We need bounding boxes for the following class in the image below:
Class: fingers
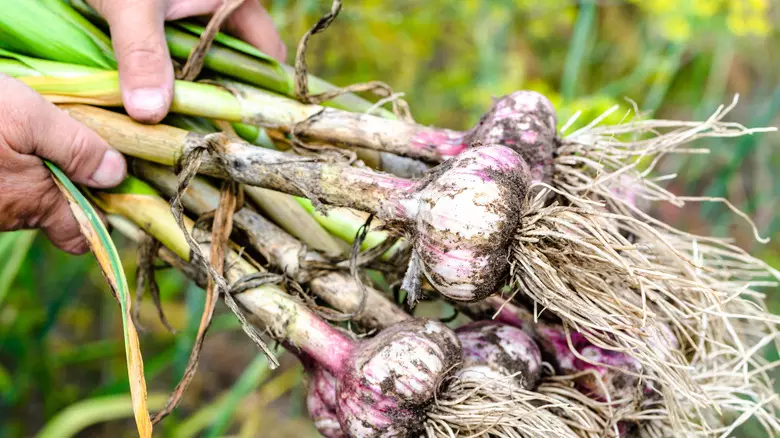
[39,189,111,255]
[0,148,90,255]
[224,0,287,62]
[0,75,126,188]
[0,76,123,254]
[39,185,92,255]
[170,0,287,62]
[165,0,222,19]
[86,0,286,126]
[89,0,173,124]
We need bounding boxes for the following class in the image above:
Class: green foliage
[0,1,777,436]
[0,0,114,68]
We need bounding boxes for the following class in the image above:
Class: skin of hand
[0,75,127,254]
[0,0,285,254]
[87,0,287,123]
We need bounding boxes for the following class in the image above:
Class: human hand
[87,0,286,124]
[0,75,127,254]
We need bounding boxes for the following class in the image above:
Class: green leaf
[0,59,41,77]
[44,161,153,438]
[35,393,169,438]
[175,21,280,64]
[0,0,113,68]
[39,0,115,66]
[0,230,37,310]
[172,349,280,438]
[561,0,596,100]
[0,363,12,398]
[103,176,162,197]
[0,48,104,77]
[204,351,280,438]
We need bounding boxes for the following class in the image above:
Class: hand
[0,75,127,254]
[87,0,286,124]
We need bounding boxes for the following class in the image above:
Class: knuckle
[0,77,37,151]
[0,165,58,231]
[35,181,66,228]
[57,234,90,255]
[119,39,169,77]
[0,188,28,231]
[62,128,97,177]
[40,191,89,254]
[166,0,222,19]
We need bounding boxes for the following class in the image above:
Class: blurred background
[1,1,778,437]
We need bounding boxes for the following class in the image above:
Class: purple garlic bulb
[464,91,558,184]
[455,320,542,389]
[336,318,461,437]
[307,366,345,438]
[412,145,530,301]
[534,326,648,401]
[536,321,678,402]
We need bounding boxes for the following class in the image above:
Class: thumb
[1,75,126,188]
[93,0,173,124]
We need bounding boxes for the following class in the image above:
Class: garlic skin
[336,319,461,437]
[414,145,530,302]
[455,321,542,389]
[307,366,345,438]
[465,91,558,184]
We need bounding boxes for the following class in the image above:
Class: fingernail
[127,87,166,115]
[90,150,126,187]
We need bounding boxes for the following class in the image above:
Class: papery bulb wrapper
[307,366,346,438]
[413,145,529,302]
[336,319,461,437]
[455,320,542,389]
[465,91,557,184]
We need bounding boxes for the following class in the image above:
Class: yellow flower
[693,0,721,17]
[727,12,748,36]
[746,14,770,36]
[748,0,769,12]
[646,0,676,14]
[661,16,692,42]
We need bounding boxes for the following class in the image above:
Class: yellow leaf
[45,162,152,438]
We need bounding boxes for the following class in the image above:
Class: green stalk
[244,187,348,256]
[0,57,408,254]
[163,113,347,256]
[226,122,276,149]
[0,55,423,167]
[13,68,244,121]
[0,58,272,128]
[0,49,105,76]
[296,198,406,258]
[0,58,41,76]
[35,393,169,438]
[95,177,356,376]
[130,159,409,331]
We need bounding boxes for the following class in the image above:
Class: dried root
[511,187,700,414]
[536,376,636,438]
[424,372,580,438]
[519,95,780,436]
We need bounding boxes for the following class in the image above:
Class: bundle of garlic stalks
[3,1,779,437]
